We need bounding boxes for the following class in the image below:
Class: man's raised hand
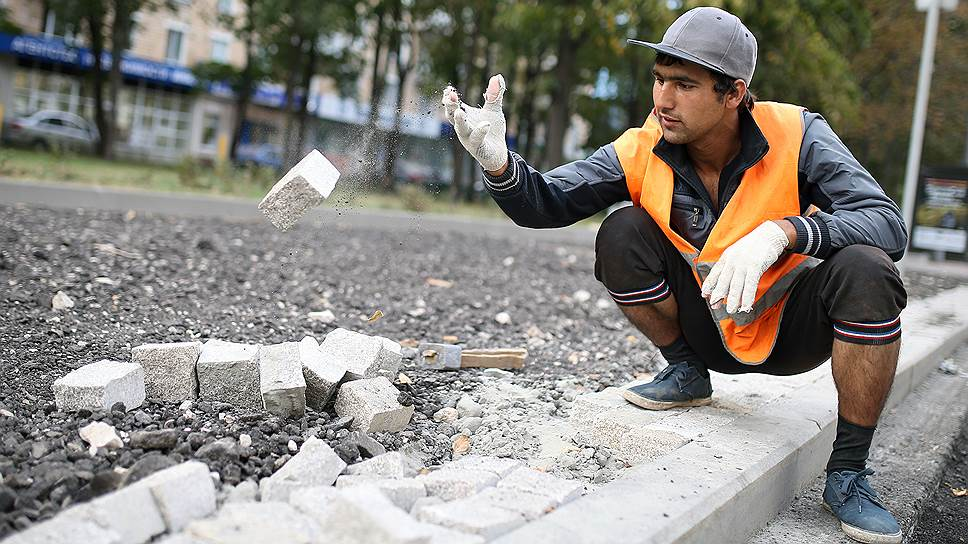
[441,74,509,174]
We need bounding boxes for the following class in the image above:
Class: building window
[211,37,230,63]
[201,112,220,148]
[43,9,78,44]
[217,0,233,15]
[165,29,185,64]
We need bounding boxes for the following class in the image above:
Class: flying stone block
[131,341,201,403]
[259,149,340,231]
[53,360,145,412]
[259,342,307,418]
[196,340,262,410]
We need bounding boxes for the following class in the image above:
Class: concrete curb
[494,286,968,544]
[0,178,597,245]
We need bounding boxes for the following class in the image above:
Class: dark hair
[655,53,756,110]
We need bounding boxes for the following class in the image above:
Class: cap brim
[626,39,728,78]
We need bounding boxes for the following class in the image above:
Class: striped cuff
[606,278,671,306]
[785,215,832,258]
[481,151,519,194]
[832,316,901,345]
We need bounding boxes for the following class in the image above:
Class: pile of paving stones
[7,449,585,543]
[53,328,412,431]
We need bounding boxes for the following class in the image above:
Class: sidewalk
[494,286,968,544]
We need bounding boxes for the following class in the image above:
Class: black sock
[658,335,708,377]
[826,415,875,475]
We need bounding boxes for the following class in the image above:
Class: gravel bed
[0,203,654,537]
[1,203,964,539]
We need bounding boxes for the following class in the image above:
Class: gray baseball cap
[629,7,757,85]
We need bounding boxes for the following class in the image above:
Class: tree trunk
[85,11,111,158]
[281,33,304,170]
[230,0,255,161]
[625,49,645,127]
[520,62,538,160]
[294,32,318,168]
[544,30,579,170]
[106,0,133,160]
[384,1,417,192]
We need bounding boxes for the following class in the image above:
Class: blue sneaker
[621,361,712,410]
[823,469,902,544]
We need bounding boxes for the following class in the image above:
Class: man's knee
[824,245,907,330]
[595,206,656,260]
[827,245,902,289]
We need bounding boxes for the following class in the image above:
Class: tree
[49,0,174,158]
[840,0,968,200]
[258,0,360,170]
[381,0,426,191]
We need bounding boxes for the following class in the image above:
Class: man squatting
[442,7,908,544]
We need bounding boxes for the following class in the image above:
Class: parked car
[2,110,99,153]
[234,143,283,170]
[393,159,447,189]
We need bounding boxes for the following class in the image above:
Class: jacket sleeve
[785,112,908,262]
[480,144,631,229]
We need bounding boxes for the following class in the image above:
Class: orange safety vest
[613,102,818,365]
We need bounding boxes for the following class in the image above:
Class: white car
[2,110,100,152]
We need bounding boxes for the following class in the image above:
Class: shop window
[165,29,185,64]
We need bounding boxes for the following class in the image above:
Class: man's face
[651,61,730,145]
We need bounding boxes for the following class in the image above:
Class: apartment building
[0,0,442,171]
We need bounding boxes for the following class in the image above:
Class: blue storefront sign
[0,32,196,88]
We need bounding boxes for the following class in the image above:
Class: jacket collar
[651,106,770,176]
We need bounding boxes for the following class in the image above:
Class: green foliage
[0,7,21,34]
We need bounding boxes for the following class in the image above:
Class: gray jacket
[482,108,908,261]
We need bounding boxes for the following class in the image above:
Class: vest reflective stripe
[613,102,819,364]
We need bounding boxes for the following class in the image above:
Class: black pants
[594,207,907,376]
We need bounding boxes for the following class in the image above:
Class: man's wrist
[486,160,509,177]
[772,219,798,250]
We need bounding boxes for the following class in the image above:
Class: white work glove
[701,221,790,314]
[441,74,509,173]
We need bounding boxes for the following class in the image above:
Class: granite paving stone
[344,451,420,478]
[259,342,307,419]
[335,475,427,510]
[320,328,401,381]
[259,437,346,501]
[196,340,262,410]
[414,495,526,540]
[417,468,499,501]
[61,482,166,543]
[131,341,201,403]
[299,335,345,410]
[1,517,122,544]
[52,359,145,412]
[258,149,340,231]
[186,501,323,543]
[133,461,217,532]
[496,467,584,506]
[309,486,431,544]
[334,376,414,432]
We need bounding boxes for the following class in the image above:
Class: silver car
[2,110,100,153]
